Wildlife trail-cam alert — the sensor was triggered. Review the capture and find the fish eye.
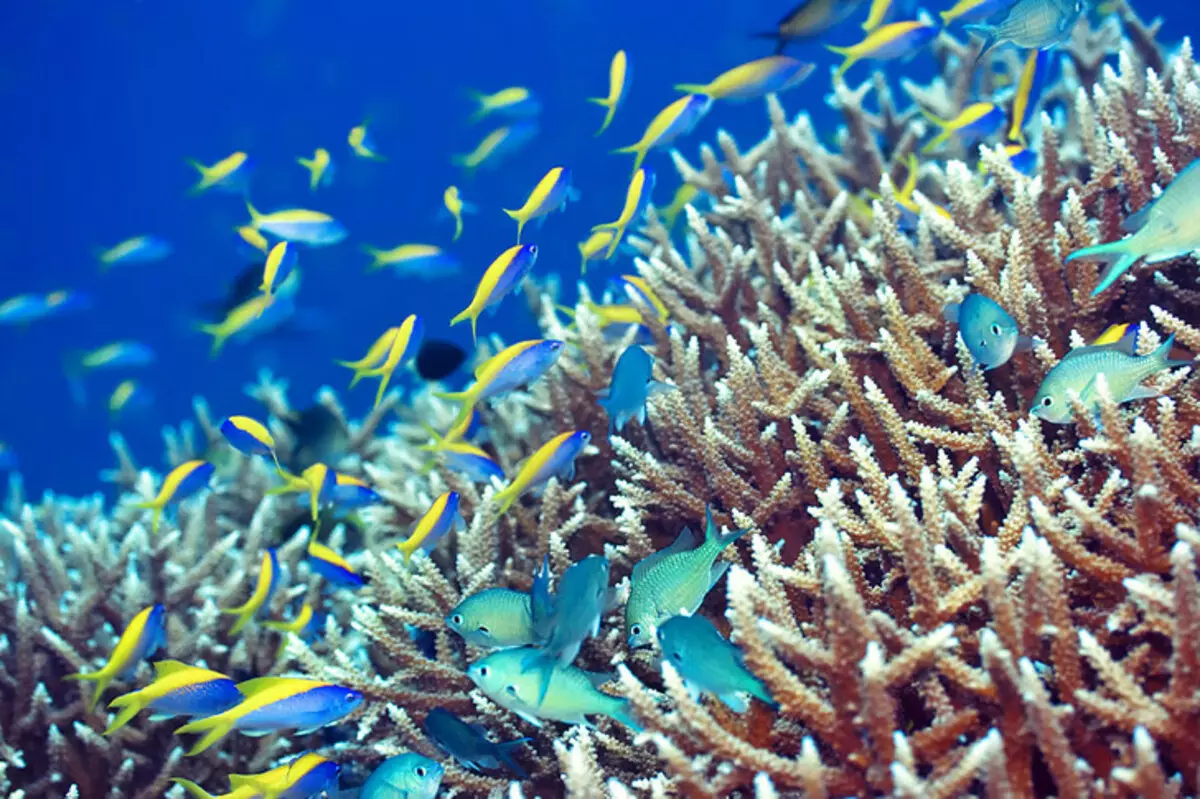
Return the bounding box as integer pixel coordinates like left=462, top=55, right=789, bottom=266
left=581, top=432, right=592, bottom=442
left=343, top=691, right=357, bottom=702
left=1041, top=396, right=1054, bottom=407
left=478, top=666, right=489, bottom=678
left=990, top=323, right=1002, bottom=336
left=450, top=614, right=463, bottom=625
left=415, top=767, right=427, bottom=777
left=529, top=245, right=539, bottom=255
left=672, top=652, right=683, bottom=662
left=630, top=624, right=642, bottom=637
left=476, top=625, right=490, bottom=635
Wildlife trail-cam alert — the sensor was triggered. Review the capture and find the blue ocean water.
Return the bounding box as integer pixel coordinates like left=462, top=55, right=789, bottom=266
left=0, top=0, right=1187, bottom=497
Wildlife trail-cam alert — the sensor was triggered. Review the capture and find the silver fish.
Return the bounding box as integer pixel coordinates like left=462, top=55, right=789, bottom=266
left=965, top=0, right=1083, bottom=52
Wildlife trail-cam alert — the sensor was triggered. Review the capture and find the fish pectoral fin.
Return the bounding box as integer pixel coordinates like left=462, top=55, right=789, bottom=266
left=1013, top=335, right=1037, bottom=353
left=1120, top=385, right=1161, bottom=403
left=717, top=692, right=750, bottom=713
left=1120, top=201, right=1155, bottom=233
left=514, top=710, right=544, bottom=728
left=708, top=559, right=732, bottom=591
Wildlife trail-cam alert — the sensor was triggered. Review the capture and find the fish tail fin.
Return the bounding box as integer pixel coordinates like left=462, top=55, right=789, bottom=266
left=196, top=323, right=228, bottom=359
left=360, top=246, right=386, bottom=272
left=449, top=307, right=479, bottom=344
left=433, top=390, right=471, bottom=404
left=394, top=534, right=419, bottom=563
left=587, top=96, right=617, bottom=137
left=131, top=501, right=164, bottom=534
left=495, top=738, right=532, bottom=779
left=493, top=482, right=519, bottom=515
left=938, top=9, right=954, bottom=25
left=221, top=600, right=255, bottom=635
left=171, top=778, right=218, bottom=799
left=243, top=198, right=262, bottom=225
left=297, top=155, right=314, bottom=170
left=673, top=82, right=711, bottom=96
left=503, top=210, right=526, bottom=242
left=419, top=423, right=447, bottom=452
left=466, top=92, right=490, bottom=123
left=963, top=24, right=996, bottom=54
left=103, top=691, right=146, bottom=735
left=1064, top=241, right=1142, bottom=296
left=185, top=159, right=211, bottom=195
left=703, top=504, right=749, bottom=552
left=373, top=371, right=392, bottom=409
left=603, top=225, right=627, bottom=259
left=175, top=714, right=235, bottom=756
left=65, top=669, right=110, bottom=713
left=607, top=697, right=643, bottom=733
left=1153, top=334, right=1193, bottom=370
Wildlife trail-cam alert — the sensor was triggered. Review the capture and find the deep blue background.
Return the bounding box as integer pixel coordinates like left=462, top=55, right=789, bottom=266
left=0, top=0, right=1186, bottom=497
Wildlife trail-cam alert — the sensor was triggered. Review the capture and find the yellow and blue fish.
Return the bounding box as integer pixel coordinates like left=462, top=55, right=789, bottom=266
left=66, top=604, right=167, bottom=712
left=468, top=86, right=540, bottom=122
left=348, top=120, right=385, bottom=160
left=104, top=661, right=243, bottom=735
left=396, top=491, right=463, bottom=562
left=588, top=50, right=629, bottom=136
left=592, top=167, right=657, bottom=258
left=504, top=167, right=580, bottom=242
left=307, top=535, right=365, bottom=589
left=172, top=753, right=337, bottom=799
left=675, top=56, right=815, bottom=101
left=0, top=291, right=87, bottom=326
left=453, top=122, right=538, bottom=173
left=435, top=339, right=565, bottom=429
left=827, top=20, right=940, bottom=81
left=920, top=102, right=1006, bottom=152
left=442, top=186, right=475, bottom=242
left=614, top=96, right=710, bottom=173
left=339, top=327, right=401, bottom=387
left=297, top=147, right=334, bottom=190
left=349, top=315, right=424, bottom=408
left=752, top=0, right=868, bottom=51
left=133, top=460, right=215, bottom=533
left=329, top=472, right=382, bottom=510
left=258, top=242, right=298, bottom=311
left=108, top=379, right=153, bottom=419
left=222, top=549, right=281, bottom=635
left=420, top=427, right=505, bottom=483
left=450, top=244, right=539, bottom=342
left=1006, top=49, right=1049, bottom=145
left=493, top=431, right=592, bottom=514
left=579, top=229, right=619, bottom=274
left=187, top=151, right=254, bottom=195
left=96, top=235, right=172, bottom=270
left=363, top=244, right=460, bottom=278
left=269, top=463, right=338, bottom=520
left=244, top=201, right=347, bottom=247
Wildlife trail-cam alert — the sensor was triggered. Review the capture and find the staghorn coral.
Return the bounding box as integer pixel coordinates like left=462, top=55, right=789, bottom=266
left=5, top=7, right=1200, bottom=799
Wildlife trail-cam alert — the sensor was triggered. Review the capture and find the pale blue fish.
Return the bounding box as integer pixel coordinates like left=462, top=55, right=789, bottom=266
left=0, top=291, right=90, bottom=326
left=1031, top=332, right=1190, bottom=424
left=1007, top=49, right=1049, bottom=144
left=599, top=345, right=674, bottom=434
left=943, top=292, right=1036, bottom=370
left=453, top=121, right=539, bottom=173
left=524, top=555, right=611, bottom=703
left=446, top=587, right=535, bottom=649
left=244, top=201, right=347, bottom=247
left=467, top=648, right=641, bottom=731
left=423, top=707, right=530, bottom=777
left=360, top=753, right=443, bottom=799
left=96, top=235, right=172, bottom=270
left=657, top=614, right=776, bottom=712
left=965, top=0, right=1084, bottom=52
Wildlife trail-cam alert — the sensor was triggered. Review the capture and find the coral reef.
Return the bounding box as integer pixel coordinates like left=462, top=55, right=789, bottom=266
left=4, top=3, right=1200, bottom=797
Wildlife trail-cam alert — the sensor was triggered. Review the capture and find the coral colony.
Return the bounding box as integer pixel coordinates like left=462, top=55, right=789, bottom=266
left=5, top=5, right=1200, bottom=798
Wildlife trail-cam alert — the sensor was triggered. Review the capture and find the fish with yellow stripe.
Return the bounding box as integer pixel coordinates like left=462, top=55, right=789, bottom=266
left=752, top=0, right=868, bottom=52
left=920, top=102, right=1006, bottom=152
left=420, top=427, right=505, bottom=484
left=187, top=151, right=254, bottom=195
left=492, top=431, right=592, bottom=515
left=348, top=120, right=385, bottom=160
left=827, top=19, right=940, bottom=81
left=592, top=167, right=657, bottom=258
left=307, top=534, right=365, bottom=588
left=296, top=147, right=334, bottom=190
left=613, top=97, right=710, bottom=173
left=588, top=50, right=629, bottom=136
left=451, top=244, right=539, bottom=342
left=345, top=315, right=424, bottom=408
left=66, top=604, right=167, bottom=712
left=676, top=56, right=815, bottom=101
left=222, top=549, right=281, bottom=635
left=104, top=661, right=242, bottom=735
left=133, top=460, right=215, bottom=533
left=396, top=491, right=463, bottom=562
left=268, top=463, right=338, bottom=521
left=468, top=87, right=541, bottom=122
left=453, top=122, right=538, bottom=173
left=504, top=167, right=580, bottom=242
left=434, top=339, right=565, bottom=431
left=1006, top=49, right=1049, bottom=145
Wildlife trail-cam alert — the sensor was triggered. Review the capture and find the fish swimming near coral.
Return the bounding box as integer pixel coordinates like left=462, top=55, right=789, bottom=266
left=66, top=604, right=167, bottom=713
left=396, top=491, right=463, bottom=562
left=1066, top=158, right=1200, bottom=295
left=613, top=97, right=710, bottom=173
left=307, top=535, right=365, bottom=589
left=827, top=19, right=940, bottom=81
left=133, top=459, right=215, bottom=534
left=625, top=506, right=748, bottom=648
left=524, top=555, right=612, bottom=703
left=504, top=166, right=580, bottom=243
left=588, top=50, right=629, bottom=136
left=675, top=56, right=815, bottom=101
left=435, top=339, right=565, bottom=430
left=173, top=752, right=340, bottom=799
left=943, top=292, right=1036, bottom=370
left=599, top=344, right=674, bottom=434
left=220, top=415, right=283, bottom=472
left=752, top=0, right=868, bottom=52
left=920, top=102, right=1006, bottom=153
left=450, top=243, right=539, bottom=342
left=656, top=614, right=777, bottom=712
left=965, top=0, right=1083, bottom=53
left=423, top=707, right=531, bottom=777
left=360, top=753, right=444, bottom=799
left=104, top=661, right=242, bottom=735
left=419, top=428, right=505, bottom=483
left=222, top=549, right=281, bottom=635
left=445, top=587, right=536, bottom=649
left=592, top=167, right=657, bottom=258
left=492, top=430, right=592, bottom=515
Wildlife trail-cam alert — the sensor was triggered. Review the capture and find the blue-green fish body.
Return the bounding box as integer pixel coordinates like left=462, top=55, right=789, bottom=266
left=965, top=0, right=1083, bottom=52
left=657, top=614, right=776, bottom=712
left=1067, top=158, right=1200, bottom=295
left=523, top=555, right=610, bottom=702
left=445, top=587, right=535, bottom=649
left=625, top=506, right=748, bottom=648
left=360, top=753, right=443, bottom=799
left=599, top=345, right=674, bottom=434
left=1031, top=332, right=1189, bottom=424
left=423, top=707, right=530, bottom=777
left=943, top=292, right=1035, bottom=370
left=467, top=648, right=640, bottom=731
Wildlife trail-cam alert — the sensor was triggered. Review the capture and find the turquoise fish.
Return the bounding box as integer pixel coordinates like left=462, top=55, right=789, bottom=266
left=657, top=614, right=776, bottom=712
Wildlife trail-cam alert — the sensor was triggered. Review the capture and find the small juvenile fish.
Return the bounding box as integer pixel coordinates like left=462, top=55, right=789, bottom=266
left=920, top=102, right=1006, bottom=152
left=237, top=753, right=341, bottom=799
left=592, top=167, right=657, bottom=258
left=1031, top=332, right=1189, bottom=424
left=675, top=56, right=815, bottom=101
left=493, top=430, right=592, bottom=515
left=940, top=0, right=1012, bottom=25
left=943, top=292, right=1035, bottom=370
left=451, top=244, right=539, bottom=343
left=223, top=549, right=281, bottom=634
left=579, top=229, right=618, bottom=274
left=1006, top=49, right=1049, bottom=144
left=827, top=20, right=940, bottom=81
left=435, top=339, right=565, bottom=430
left=752, top=0, right=867, bottom=52
left=625, top=506, right=748, bottom=648
left=965, top=0, right=1083, bottom=52
left=360, top=753, right=443, bottom=799
left=174, top=677, right=363, bottom=755
left=363, top=243, right=460, bottom=278
left=66, top=604, right=167, bottom=712
left=244, top=200, right=347, bottom=247
left=588, top=50, right=629, bottom=136
left=504, top=166, right=580, bottom=242
left=468, top=86, right=541, bottom=122
left=453, top=122, right=539, bottom=173
left=307, top=536, right=365, bottom=589
left=0, top=294, right=55, bottom=326
left=108, top=379, right=152, bottom=419
left=424, top=707, right=530, bottom=777
left=396, top=491, right=463, bottom=562
left=467, top=648, right=640, bottom=731
left=443, top=185, right=474, bottom=242
left=329, top=472, right=382, bottom=510
left=1066, top=158, right=1200, bottom=295
left=524, top=555, right=611, bottom=703
left=74, top=340, right=156, bottom=372
left=296, top=147, right=334, bottom=191
left=96, top=235, right=172, bottom=269
left=446, top=587, right=535, bottom=649
left=657, top=614, right=776, bottom=712
left=187, top=151, right=254, bottom=195
left=420, top=429, right=505, bottom=483
left=133, top=460, right=215, bottom=533
left=613, top=97, right=710, bottom=172
left=198, top=294, right=276, bottom=357
left=348, top=120, right=386, bottom=160
left=104, top=661, right=242, bottom=735
left=220, top=415, right=282, bottom=471
left=599, top=345, right=674, bottom=434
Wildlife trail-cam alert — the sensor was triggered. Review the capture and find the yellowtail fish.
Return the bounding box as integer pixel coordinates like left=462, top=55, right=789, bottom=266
left=920, top=102, right=1006, bottom=152
left=862, top=0, right=895, bottom=31
left=579, top=229, right=618, bottom=274
left=943, top=292, right=1036, bottom=370
left=450, top=244, right=539, bottom=342
left=96, top=235, right=172, bottom=270
left=1031, top=332, right=1189, bottom=424
left=453, top=122, right=539, bottom=173
left=592, top=167, right=657, bottom=258
left=296, top=147, right=334, bottom=191
left=104, top=661, right=242, bottom=735
left=504, top=167, right=580, bottom=242
left=676, top=55, right=815, bottom=101
left=616, top=274, right=670, bottom=321
left=108, top=379, right=152, bottom=418
left=1007, top=49, right=1049, bottom=145
left=625, top=506, right=748, bottom=648
left=613, top=96, right=710, bottom=173
left=219, top=415, right=283, bottom=472
left=361, top=754, right=443, bottom=799
left=236, top=225, right=270, bottom=256
left=753, top=0, right=868, bottom=52
left=171, top=753, right=331, bottom=799
left=588, top=50, right=629, bottom=136
left=198, top=294, right=274, bottom=357
left=238, top=753, right=341, bottom=799
left=222, top=549, right=281, bottom=634
left=259, top=242, right=297, bottom=313
left=1066, top=159, right=1200, bottom=295
left=419, top=428, right=505, bottom=483
left=0, top=291, right=87, bottom=326
left=446, top=588, right=535, bottom=649
left=435, top=339, right=565, bottom=430
left=468, top=86, right=540, bottom=123
left=348, top=120, right=385, bottom=160
left=133, top=460, right=214, bottom=533
left=263, top=602, right=317, bottom=638
left=329, top=472, right=382, bottom=509
left=966, top=0, right=1083, bottom=52
left=656, top=614, right=776, bottom=712
left=338, top=326, right=401, bottom=387
left=443, top=185, right=473, bottom=242
left=659, top=183, right=702, bottom=232
left=352, top=314, right=424, bottom=408
left=174, top=677, right=363, bottom=755
left=396, top=491, right=463, bottom=562
left=187, top=151, right=254, bottom=195
left=244, top=201, right=346, bottom=247
left=866, top=153, right=952, bottom=231
left=307, top=535, right=365, bottom=588
left=66, top=604, right=167, bottom=712
left=76, top=340, right=156, bottom=371
left=828, top=20, right=940, bottom=81
left=493, top=430, right=592, bottom=515
left=940, top=0, right=1013, bottom=25
left=362, top=243, right=459, bottom=278
left=1092, top=322, right=1138, bottom=347
left=269, top=463, right=337, bottom=521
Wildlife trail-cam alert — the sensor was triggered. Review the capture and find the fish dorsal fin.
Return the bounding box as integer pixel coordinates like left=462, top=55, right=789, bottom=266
left=474, top=348, right=506, bottom=378
left=152, top=660, right=191, bottom=678
left=235, top=676, right=293, bottom=697
left=1121, top=199, right=1156, bottom=233
left=632, top=526, right=697, bottom=580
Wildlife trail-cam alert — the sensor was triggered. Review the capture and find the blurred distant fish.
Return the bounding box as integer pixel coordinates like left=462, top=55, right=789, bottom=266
left=363, top=243, right=460, bottom=278
left=579, top=229, right=618, bottom=274
left=588, top=50, right=629, bottom=136
left=42, top=289, right=91, bottom=318
left=468, top=86, right=541, bottom=122
left=259, top=242, right=298, bottom=312
left=244, top=201, right=346, bottom=247
left=0, top=290, right=89, bottom=326
left=108, top=379, right=153, bottom=420
left=592, top=167, right=656, bottom=258
left=187, top=151, right=254, bottom=195
left=920, top=102, right=1006, bottom=152
left=198, top=294, right=276, bottom=357
left=423, top=707, right=530, bottom=778
left=1006, top=49, right=1049, bottom=144
left=339, top=327, right=402, bottom=388
left=348, top=120, right=386, bottom=160
left=453, top=122, right=539, bottom=173
left=416, top=339, right=468, bottom=381
left=965, top=0, right=1083, bottom=52
left=450, top=244, right=539, bottom=342
left=96, top=235, right=172, bottom=270
left=658, top=184, right=702, bottom=231
left=296, top=147, right=334, bottom=191
left=613, top=96, right=710, bottom=173
left=282, top=404, right=348, bottom=473
left=64, top=340, right=155, bottom=407
left=752, top=0, right=868, bottom=52
left=236, top=225, right=271, bottom=258
left=940, top=0, right=1013, bottom=25
left=676, top=56, right=815, bottom=101
left=862, top=0, right=894, bottom=30
left=504, top=167, right=580, bottom=242
left=223, top=549, right=281, bottom=634
left=442, top=185, right=475, bottom=242
left=827, top=19, right=940, bottom=80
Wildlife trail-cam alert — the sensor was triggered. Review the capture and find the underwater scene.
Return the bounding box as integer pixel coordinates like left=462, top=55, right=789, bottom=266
left=4, top=0, right=1200, bottom=796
